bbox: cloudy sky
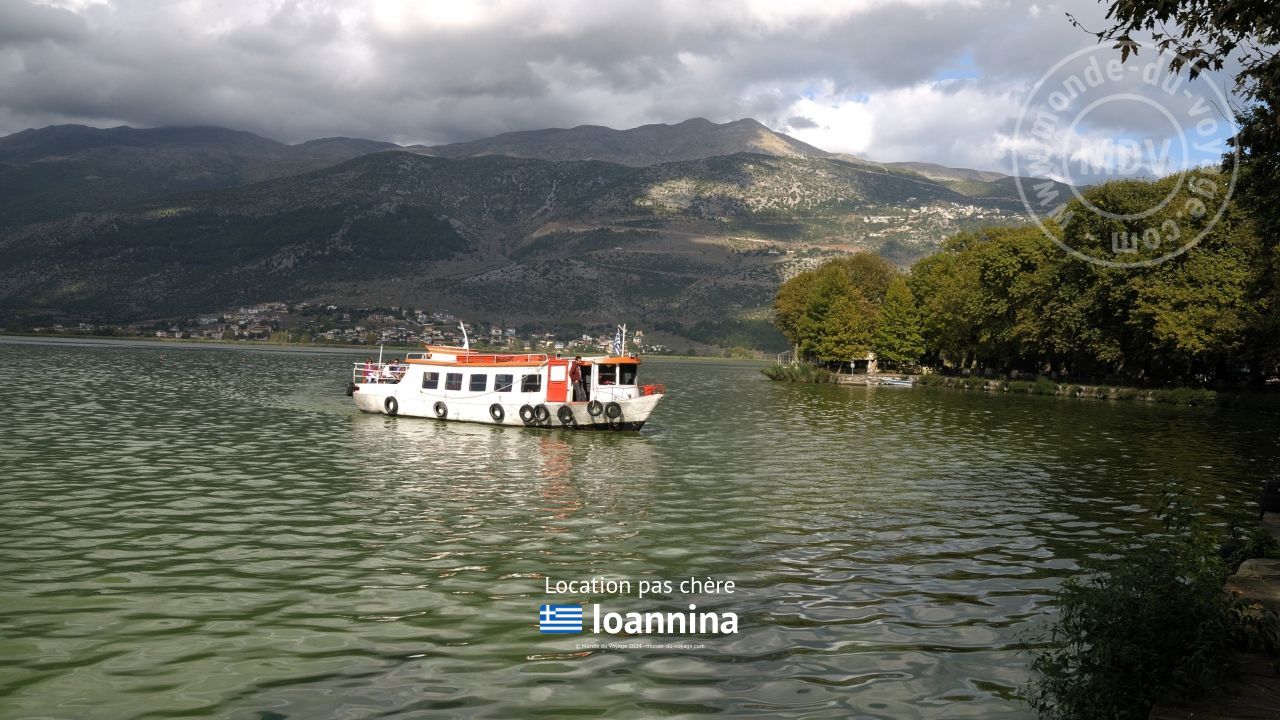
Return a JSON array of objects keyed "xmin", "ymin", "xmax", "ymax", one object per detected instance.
[{"xmin": 0, "ymin": 0, "xmax": 1244, "ymax": 175}]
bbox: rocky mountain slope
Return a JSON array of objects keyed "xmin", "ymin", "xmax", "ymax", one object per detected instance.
[
  {"xmin": 0, "ymin": 119, "xmax": 1061, "ymax": 345},
  {"xmin": 0, "ymin": 148, "xmax": 1029, "ymax": 330}
]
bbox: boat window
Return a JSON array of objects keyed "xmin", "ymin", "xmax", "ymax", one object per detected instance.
[
  {"xmin": 422, "ymin": 372, "xmax": 440, "ymax": 390},
  {"xmin": 598, "ymin": 364, "xmax": 617, "ymax": 385},
  {"xmin": 520, "ymin": 374, "xmax": 541, "ymax": 392},
  {"xmin": 469, "ymin": 374, "xmax": 487, "ymax": 392},
  {"xmin": 495, "ymin": 374, "xmax": 513, "ymax": 392},
  {"xmin": 619, "ymin": 363, "xmax": 638, "ymax": 386},
  {"xmin": 445, "ymin": 373, "xmax": 463, "ymax": 391}
]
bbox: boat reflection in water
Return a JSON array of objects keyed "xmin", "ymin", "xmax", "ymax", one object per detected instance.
[{"xmin": 347, "ymin": 411, "xmax": 657, "ymax": 524}]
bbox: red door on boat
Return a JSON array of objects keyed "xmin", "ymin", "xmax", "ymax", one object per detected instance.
[{"xmin": 547, "ymin": 359, "xmax": 569, "ymax": 402}]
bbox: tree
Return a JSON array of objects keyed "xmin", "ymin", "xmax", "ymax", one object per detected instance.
[
  {"xmin": 773, "ymin": 268, "xmax": 817, "ymax": 353},
  {"xmin": 829, "ymin": 252, "xmax": 896, "ymax": 304},
  {"xmin": 1085, "ymin": 1, "xmax": 1280, "ymax": 376},
  {"xmin": 909, "ymin": 237, "xmax": 983, "ymax": 368},
  {"xmin": 793, "ymin": 263, "xmax": 880, "ymax": 362},
  {"xmin": 809, "ymin": 289, "xmax": 879, "ymax": 363},
  {"xmin": 1083, "ymin": 0, "xmax": 1279, "ymax": 210},
  {"xmin": 773, "ymin": 252, "xmax": 895, "ymax": 363},
  {"xmin": 873, "ymin": 275, "xmax": 924, "ymax": 367},
  {"xmin": 901, "ymin": 172, "xmax": 1266, "ymax": 384}
]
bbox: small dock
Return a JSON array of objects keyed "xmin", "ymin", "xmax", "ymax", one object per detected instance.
[{"xmin": 1149, "ymin": 512, "xmax": 1280, "ymax": 719}]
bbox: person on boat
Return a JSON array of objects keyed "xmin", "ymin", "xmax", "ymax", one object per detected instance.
[
  {"xmin": 570, "ymin": 357, "xmax": 585, "ymax": 401},
  {"xmin": 381, "ymin": 359, "xmax": 400, "ymax": 383},
  {"xmin": 363, "ymin": 358, "xmax": 375, "ymax": 383}
]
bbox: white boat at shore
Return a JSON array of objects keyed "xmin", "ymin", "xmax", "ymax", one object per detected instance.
[
  {"xmin": 873, "ymin": 376, "xmax": 915, "ymax": 387},
  {"xmin": 347, "ymin": 345, "xmax": 664, "ymax": 431}
]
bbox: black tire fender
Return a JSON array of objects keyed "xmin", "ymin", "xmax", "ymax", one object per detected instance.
[
  {"xmin": 519, "ymin": 404, "xmax": 536, "ymax": 424},
  {"xmin": 533, "ymin": 404, "xmax": 550, "ymax": 423},
  {"xmin": 346, "ymin": 382, "xmax": 355, "ymax": 397},
  {"xmin": 587, "ymin": 400, "xmax": 604, "ymax": 417},
  {"xmin": 557, "ymin": 405, "xmax": 575, "ymax": 425},
  {"xmin": 489, "ymin": 404, "xmax": 505, "ymax": 422},
  {"xmin": 433, "ymin": 401, "xmax": 447, "ymax": 418},
  {"xmin": 384, "ymin": 396, "xmax": 399, "ymax": 416},
  {"xmin": 604, "ymin": 401, "xmax": 623, "ymax": 419}
]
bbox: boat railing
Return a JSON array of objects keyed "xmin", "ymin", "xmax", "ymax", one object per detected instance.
[
  {"xmin": 450, "ymin": 352, "xmax": 550, "ymax": 365},
  {"xmin": 351, "ymin": 361, "xmax": 405, "ymax": 384}
]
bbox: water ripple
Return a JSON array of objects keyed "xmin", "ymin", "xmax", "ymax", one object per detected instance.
[{"xmin": 0, "ymin": 339, "xmax": 1275, "ymax": 719}]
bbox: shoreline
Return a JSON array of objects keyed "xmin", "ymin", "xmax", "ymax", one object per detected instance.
[{"xmin": 761, "ymin": 363, "xmax": 1280, "ymax": 411}]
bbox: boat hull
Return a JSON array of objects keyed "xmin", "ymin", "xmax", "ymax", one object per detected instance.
[{"xmin": 351, "ymin": 384, "xmax": 662, "ymax": 431}]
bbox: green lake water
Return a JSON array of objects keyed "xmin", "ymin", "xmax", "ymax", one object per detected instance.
[{"xmin": 1, "ymin": 337, "xmax": 1277, "ymax": 719}]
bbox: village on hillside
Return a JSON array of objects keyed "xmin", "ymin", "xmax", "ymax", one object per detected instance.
[{"xmin": 18, "ymin": 301, "xmax": 674, "ymax": 354}]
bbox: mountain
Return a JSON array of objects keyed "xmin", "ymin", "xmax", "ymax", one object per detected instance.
[
  {"xmin": 0, "ymin": 148, "xmax": 1029, "ymax": 335},
  {"xmin": 0, "ymin": 118, "xmax": 1069, "ymax": 347},
  {"xmin": 427, "ymin": 117, "xmax": 828, "ymax": 166},
  {"xmin": 0, "ymin": 125, "xmax": 399, "ymax": 226},
  {"xmin": 884, "ymin": 161, "xmax": 1075, "ymax": 201},
  {"xmin": 885, "ymin": 161, "xmax": 1009, "ymax": 183}
]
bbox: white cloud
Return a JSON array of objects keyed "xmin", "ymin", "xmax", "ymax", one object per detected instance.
[{"xmin": 782, "ymin": 80, "xmax": 1024, "ymax": 170}]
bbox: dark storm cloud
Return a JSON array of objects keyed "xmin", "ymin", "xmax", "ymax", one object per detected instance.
[
  {"xmin": 0, "ymin": 0, "xmax": 1247, "ymax": 170},
  {"xmin": 0, "ymin": 1, "xmax": 87, "ymax": 44}
]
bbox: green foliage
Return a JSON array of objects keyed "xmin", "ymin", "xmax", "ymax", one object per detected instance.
[
  {"xmin": 773, "ymin": 252, "xmax": 898, "ymax": 363},
  {"xmin": 900, "ymin": 176, "xmax": 1271, "ymax": 384},
  {"xmin": 1222, "ymin": 525, "xmax": 1280, "ymax": 571},
  {"xmin": 1150, "ymin": 387, "xmax": 1219, "ymax": 406},
  {"xmin": 805, "ymin": 286, "xmax": 878, "ymax": 362},
  {"xmin": 760, "ymin": 363, "xmax": 832, "ymax": 383},
  {"xmin": 1025, "ymin": 495, "xmax": 1279, "ymax": 720},
  {"xmin": 1032, "ymin": 376, "xmax": 1058, "ymax": 396},
  {"xmin": 873, "ymin": 275, "xmax": 924, "ymax": 368},
  {"xmin": 1087, "ymin": 0, "xmax": 1280, "ymax": 382}
]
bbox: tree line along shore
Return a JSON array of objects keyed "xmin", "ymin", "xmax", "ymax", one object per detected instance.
[{"xmin": 767, "ymin": 173, "xmax": 1280, "ymax": 397}]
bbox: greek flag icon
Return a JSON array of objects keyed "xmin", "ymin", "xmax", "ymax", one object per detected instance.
[{"xmin": 539, "ymin": 604, "xmax": 583, "ymax": 633}]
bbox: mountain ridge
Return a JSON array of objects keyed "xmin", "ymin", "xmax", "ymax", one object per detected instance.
[
  {"xmin": 426, "ymin": 117, "xmax": 830, "ymax": 166},
  {"xmin": 0, "ymin": 119, "xmax": 1063, "ymax": 347}
]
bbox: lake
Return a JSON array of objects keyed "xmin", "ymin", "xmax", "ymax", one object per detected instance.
[{"xmin": 1, "ymin": 337, "xmax": 1275, "ymax": 719}]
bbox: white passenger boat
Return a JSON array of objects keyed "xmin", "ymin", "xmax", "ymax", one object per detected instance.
[{"xmin": 347, "ymin": 346, "xmax": 665, "ymax": 430}]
